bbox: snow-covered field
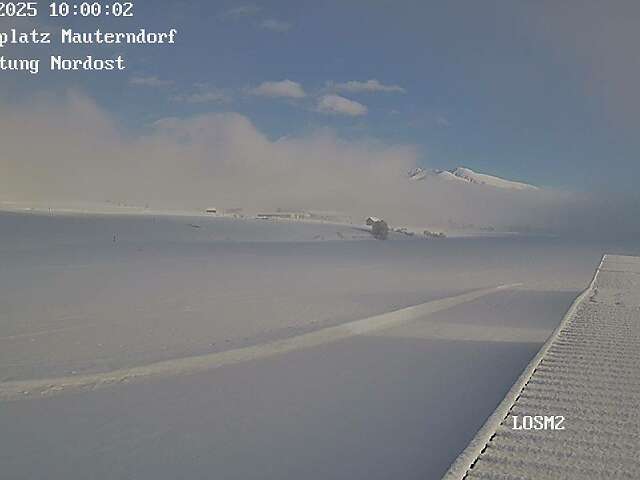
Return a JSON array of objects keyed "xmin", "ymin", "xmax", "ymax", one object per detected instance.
[{"xmin": 1, "ymin": 211, "xmax": 638, "ymax": 479}]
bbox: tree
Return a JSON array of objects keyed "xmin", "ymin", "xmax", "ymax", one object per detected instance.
[{"xmin": 371, "ymin": 220, "xmax": 389, "ymax": 240}]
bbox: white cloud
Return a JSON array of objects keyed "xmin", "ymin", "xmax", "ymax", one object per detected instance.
[
  {"xmin": 219, "ymin": 5, "xmax": 292, "ymax": 33},
  {"xmin": 0, "ymin": 92, "xmax": 416, "ymax": 219},
  {"xmin": 249, "ymin": 80, "xmax": 306, "ymax": 98},
  {"xmin": 317, "ymin": 94, "xmax": 368, "ymax": 116},
  {"xmin": 328, "ymin": 79, "xmax": 406, "ymax": 94},
  {"xmin": 220, "ymin": 5, "xmax": 261, "ymax": 17},
  {"xmin": 130, "ymin": 76, "xmax": 174, "ymax": 88},
  {"xmin": 260, "ymin": 18, "xmax": 292, "ymax": 32},
  {"xmin": 171, "ymin": 85, "xmax": 230, "ymax": 104}
]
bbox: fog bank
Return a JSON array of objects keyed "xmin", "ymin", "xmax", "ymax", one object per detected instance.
[{"xmin": 1, "ymin": 91, "xmax": 638, "ymax": 234}]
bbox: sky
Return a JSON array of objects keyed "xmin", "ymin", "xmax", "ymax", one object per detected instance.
[{"xmin": 2, "ymin": 1, "xmax": 640, "ymax": 231}]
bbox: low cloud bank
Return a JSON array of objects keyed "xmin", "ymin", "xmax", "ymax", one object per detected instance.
[{"xmin": 1, "ymin": 91, "xmax": 637, "ymax": 235}]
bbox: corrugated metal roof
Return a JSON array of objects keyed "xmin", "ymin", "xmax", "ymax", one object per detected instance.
[{"xmin": 443, "ymin": 254, "xmax": 640, "ymax": 480}]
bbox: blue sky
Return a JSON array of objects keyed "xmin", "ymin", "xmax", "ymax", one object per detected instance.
[{"xmin": 4, "ymin": 0, "xmax": 640, "ymax": 192}]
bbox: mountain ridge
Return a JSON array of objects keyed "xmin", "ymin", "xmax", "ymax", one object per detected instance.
[{"xmin": 408, "ymin": 167, "xmax": 538, "ymax": 191}]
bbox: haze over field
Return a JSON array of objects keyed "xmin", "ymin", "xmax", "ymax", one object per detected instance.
[{"xmin": 1, "ymin": 91, "xmax": 638, "ymax": 236}]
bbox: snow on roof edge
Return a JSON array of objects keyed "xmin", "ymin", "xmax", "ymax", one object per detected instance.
[{"xmin": 441, "ymin": 254, "xmax": 607, "ymax": 480}]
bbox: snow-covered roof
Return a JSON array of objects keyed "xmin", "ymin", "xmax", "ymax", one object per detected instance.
[{"xmin": 443, "ymin": 254, "xmax": 640, "ymax": 479}]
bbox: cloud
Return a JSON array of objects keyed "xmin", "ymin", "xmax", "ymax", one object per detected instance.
[
  {"xmin": 219, "ymin": 5, "xmax": 292, "ymax": 32},
  {"xmin": 171, "ymin": 85, "xmax": 230, "ymax": 104},
  {"xmin": 220, "ymin": 5, "xmax": 261, "ymax": 18},
  {"xmin": 249, "ymin": 80, "xmax": 306, "ymax": 98},
  {"xmin": 328, "ymin": 79, "xmax": 406, "ymax": 94},
  {"xmin": 0, "ymin": 91, "xmax": 413, "ymax": 218},
  {"xmin": 130, "ymin": 76, "xmax": 174, "ymax": 88},
  {"xmin": 317, "ymin": 94, "xmax": 368, "ymax": 116},
  {"xmin": 260, "ymin": 18, "xmax": 292, "ymax": 32}
]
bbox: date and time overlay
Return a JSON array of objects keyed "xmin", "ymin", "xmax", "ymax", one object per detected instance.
[{"xmin": 0, "ymin": 1, "xmax": 178, "ymax": 74}]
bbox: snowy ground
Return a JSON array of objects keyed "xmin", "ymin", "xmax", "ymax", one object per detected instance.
[{"xmin": 1, "ymin": 211, "xmax": 638, "ymax": 479}]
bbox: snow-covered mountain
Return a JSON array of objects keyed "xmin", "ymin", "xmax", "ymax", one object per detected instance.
[
  {"xmin": 407, "ymin": 168, "xmax": 428, "ymax": 181},
  {"xmin": 408, "ymin": 167, "xmax": 538, "ymax": 191}
]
